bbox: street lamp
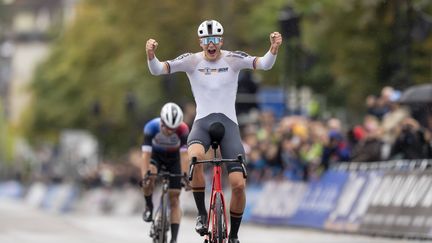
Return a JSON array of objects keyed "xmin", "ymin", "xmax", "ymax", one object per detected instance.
[
  {"xmin": 0, "ymin": 39, "xmax": 14, "ymax": 117},
  {"xmin": 278, "ymin": 6, "xmax": 300, "ymax": 115},
  {"xmin": 279, "ymin": 6, "xmax": 300, "ymax": 40}
]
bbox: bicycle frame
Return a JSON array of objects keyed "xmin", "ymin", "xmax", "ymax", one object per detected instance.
[
  {"xmin": 144, "ymin": 170, "xmax": 185, "ymax": 243},
  {"xmin": 208, "ymin": 159, "xmax": 228, "ymax": 242},
  {"xmin": 189, "ymin": 150, "xmax": 247, "ymax": 243},
  {"xmin": 148, "ymin": 174, "xmax": 169, "ymax": 243}
]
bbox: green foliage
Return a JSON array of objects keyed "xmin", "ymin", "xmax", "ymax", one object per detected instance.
[
  {"xmin": 246, "ymin": 0, "xmax": 288, "ymax": 85},
  {"xmin": 296, "ymin": 0, "xmax": 431, "ymax": 110},
  {"xmin": 0, "ymin": 101, "xmax": 6, "ymax": 161},
  {"xmin": 0, "ymin": 101, "xmax": 14, "ymax": 163},
  {"xmin": 24, "ymin": 1, "xmax": 168, "ymax": 155},
  {"xmin": 23, "ymin": 0, "xmax": 284, "ymax": 157},
  {"xmin": 23, "ymin": 0, "xmax": 432, "ymax": 157}
]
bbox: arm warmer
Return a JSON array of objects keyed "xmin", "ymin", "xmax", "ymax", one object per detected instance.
[
  {"xmin": 147, "ymin": 57, "xmax": 167, "ymax": 75},
  {"xmin": 256, "ymin": 51, "xmax": 277, "ymax": 70}
]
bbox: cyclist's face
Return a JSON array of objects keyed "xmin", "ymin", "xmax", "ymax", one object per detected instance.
[
  {"xmin": 200, "ymin": 36, "xmax": 223, "ymax": 61},
  {"xmin": 161, "ymin": 123, "xmax": 176, "ymax": 135}
]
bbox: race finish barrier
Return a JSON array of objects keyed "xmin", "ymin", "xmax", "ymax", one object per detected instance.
[
  {"xmin": 2, "ymin": 159, "xmax": 432, "ymax": 239},
  {"xmin": 358, "ymin": 170, "xmax": 432, "ymax": 238},
  {"xmin": 248, "ymin": 159, "xmax": 432, "ymax": 239}
]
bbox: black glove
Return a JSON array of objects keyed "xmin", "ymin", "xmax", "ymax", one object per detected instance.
[
  {"xmin": 139, "ymin": 171, "xmax": 152, "ymax": 188},
  {"xmin": 181, "ymin": 172, "xmax": 191, "ymax": 191},
  {"xmin": 139, "ymin": 178, "xmax": 147, "ymax": 188}
]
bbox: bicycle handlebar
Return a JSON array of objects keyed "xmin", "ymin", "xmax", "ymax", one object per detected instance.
[
  {"xmin": 188, "ymin": 154, "xmax": 248, "ymax": 181},
  {"xmin": 145, "ymin": 170, "xmax": 185, "ymax": 179},
  {"xmin": 140, "ymin": 171, "xmax": 188, "ymax": 188}
]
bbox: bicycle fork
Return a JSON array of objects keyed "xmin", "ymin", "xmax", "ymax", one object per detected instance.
[
  {"xmin": 207, "ymin": 165, "xmax": 228, "ymax": 242},
  {"xmin": 151, "ymin": 181, "xmax": 170, "ymax": 243}
]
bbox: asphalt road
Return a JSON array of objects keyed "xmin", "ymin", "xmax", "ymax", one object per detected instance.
[{"xmin": 0, "ymin": 199, "xmax": 428, "ymax": 243}]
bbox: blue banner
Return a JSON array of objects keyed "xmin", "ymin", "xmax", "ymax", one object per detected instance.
[
  {"xmin": 0, "ymin": 180, "xmax": 23, "ymax": 199},
  {"xmin": 243, "ymin": 185, "xmax": 263, "ymax": 222},
  {"xmin": 41, "ymin": 184, "xmax": 79, "ymax": 213},
  {"xmin": 287, "ymin": 170, "xmax": 349, "ymax": 229},
  {"xmin": 249, "ymin": 170, "xmax": 349, "ymax": 228},
  {"xmin": 249, "ymin": 180, "xmax": 308, "ymax": 225},
  {"xmin": 324, "ymin": 171, "xmax": 383, "ymax": 232},
  {"xmin": 257, "ymin": 87, "xmax": 285, "ymax": 119}
]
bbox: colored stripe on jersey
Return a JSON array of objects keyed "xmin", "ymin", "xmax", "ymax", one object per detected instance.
[
  {"xmin": 166, "ymin": 50, "xmax": 257, "ymax": 124},
  {"xmin": 142, "ymin": 118, "xmax": 189, "ymax": 154}
]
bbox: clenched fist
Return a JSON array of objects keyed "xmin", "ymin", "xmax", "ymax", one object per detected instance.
[
  {"xmin": 269, "ymin": 32, "xmax": 282, "ymax": 55},
  {"xmin": 146, "ymin": 38, "xmax": 158, "ymax": 60}
]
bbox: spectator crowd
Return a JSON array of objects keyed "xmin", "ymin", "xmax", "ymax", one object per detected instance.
[
  {"xmin": 239, "ymin": 86, "xmax": 432, "ymax": 184},
  {"xmin": 4, "ymin": 86, "xmax": 431, "ymax": 189}
]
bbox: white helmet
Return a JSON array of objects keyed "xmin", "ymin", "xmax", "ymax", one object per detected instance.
[
  {"xmin": 160, "ymin": 102, "xmax": 183, "ymax": 129},
  {"xmin": 197, "ymin": 20, "xmax": 224, "ymax": 37}
]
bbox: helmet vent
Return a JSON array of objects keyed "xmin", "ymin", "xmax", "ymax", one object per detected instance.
[
  {"xmin": 160, "ymin": 102, "xmax": 183, "ymax": 129},
  {"xmin": 198, "ymin": 20, "xmax": 223, "ymax": 37},
  {"xmin": 171, "ymin": 106, "xmax": 178, "ymax": 124},
  {"xmin": 207, "ymin": 23, "xmax": 213, "ymax": 35}
]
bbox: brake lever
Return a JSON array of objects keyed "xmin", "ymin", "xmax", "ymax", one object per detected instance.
[
  {"xmin": 139, "ymin": 170, "xmax": 153, "ymax": 187},
  {"xmin": 237, "ymin": 155, "xmax": 248, "ymax": 179},
  {"xmin": 188, "ymin": 157, "xmax": 197, "ymax": 181}
]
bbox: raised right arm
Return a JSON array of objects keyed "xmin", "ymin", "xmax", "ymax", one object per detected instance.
[{"xmin": 146, "ymin": 38, "xmax": 169, "ymax": 75}]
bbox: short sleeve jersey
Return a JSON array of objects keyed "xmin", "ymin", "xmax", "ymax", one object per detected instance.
[
  {"xmin": 142, "ymin": 118, "xmax": 189, "ymax": 154},
  {"xmin": 166, "ymin": 50, "xmax": 257, "ymax": 124}
]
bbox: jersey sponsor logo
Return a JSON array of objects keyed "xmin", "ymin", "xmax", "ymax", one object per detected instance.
[
  {"xmin": 198, "ymin": 67, "xmax": 229, "ymax": 75},
  {"xmin": 198, "ymin": 67, "xmax": 217, "ymax": 75}
]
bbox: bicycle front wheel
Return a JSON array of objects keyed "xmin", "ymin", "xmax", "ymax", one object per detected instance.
[
  {"xmin": 214, "ymin": 192, "xmax": 227, "ymax": 243},
  {"xmin": 153, "ymin": 193, "xmax": 169, "ymax": 243},
  {"xmin": 159, "ymin": 192, "xmax": 169, "ymax": 243}
]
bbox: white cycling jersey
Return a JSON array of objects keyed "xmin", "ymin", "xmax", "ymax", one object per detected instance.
[{"xmin": 164, "ymin": 50, "xmax": 269, "ymax": 124}]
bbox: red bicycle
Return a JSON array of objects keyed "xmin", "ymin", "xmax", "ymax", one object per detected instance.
[{"xmin": 188, "ymin": 122, "xmax": 247, "ymax": 243}]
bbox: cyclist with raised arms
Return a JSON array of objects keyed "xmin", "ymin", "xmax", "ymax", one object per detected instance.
[
  {"xmin": 141, "ymin": 102, "xmax": 190, "ymax": 243},
  {"xmin": 146, "ymin": 20, "xmax": 282, "ymax": 243}
]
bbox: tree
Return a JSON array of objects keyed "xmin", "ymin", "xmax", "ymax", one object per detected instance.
[
  {"xmin": 251, "ymin": 0, "xmax": 432, "ymax": 112},
  {"xmin": 23, "ymin": 0, "xmax": 203, "ymax": 156},
  {"xmin": 22, "ymin": 0, "xmax": 284, "ymax": 157},
  {"xmin": 21, "ymin": 0, "xmax": 432, "ymax": 158}
]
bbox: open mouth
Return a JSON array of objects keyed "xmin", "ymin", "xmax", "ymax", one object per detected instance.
[{"xmin": 207, "ymin": 49, "xmax": 216, "ymax": 55}]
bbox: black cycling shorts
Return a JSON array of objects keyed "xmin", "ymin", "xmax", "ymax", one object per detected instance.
[
  {"xmin": 150, "ymin": 152, "xmax": 182, "ymax": 189},
  {"xmin": 187, "ymin": 113, "xmax": 246, "ymax": 174}
]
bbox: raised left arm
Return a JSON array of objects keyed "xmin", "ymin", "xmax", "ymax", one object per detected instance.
[
  {"xmin": 269, "ymin": 31, "xmax": 282, "ymax": 55},
  {"xmin": 256, "ymin": 32, "xmax": 283, "ymax": 70}
]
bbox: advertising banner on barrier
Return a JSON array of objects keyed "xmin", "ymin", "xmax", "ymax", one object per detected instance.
[
  {"xmin": 359, "ymin": 170, "xmax": 432, "ymax": 238},
  {"xmin": 286, "ymin": 170, "xmax": 349, "ymax": 229},
  {"xmin": 0, "ymin": 180, "xmax": 24, "ymax": 199},
  {"xmin": 243, "ymin": 185, "xmax": 263, "ymax": 222},
  {"xmin": 324, "ymin": 171, "xmax": 383, "ymax": 232},
  {"xmin": 249, "ymin": 180, "xmax": 308, "ymax": 225},
  {"xmin": 41, "ymin": 183, "xmax": 79, "ymax": 213}
]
